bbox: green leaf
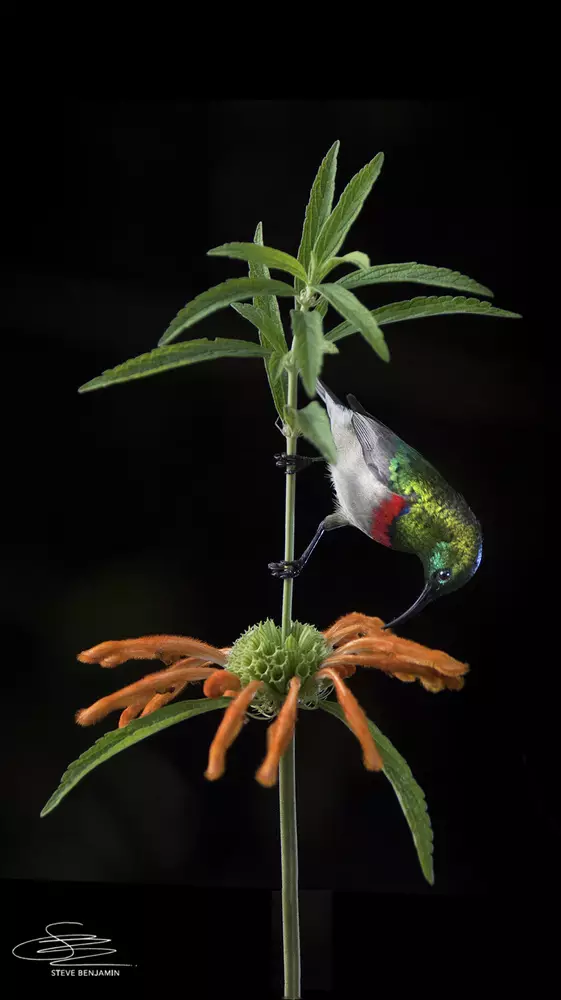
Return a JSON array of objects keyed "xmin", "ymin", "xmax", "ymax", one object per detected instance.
[
  {"xmin": 208, "ymin": 242, "xmax": 307, "ymax": 282},
  {"xmin": 319, "ymin": 250, "xmax": 371, "ymax": 280},
  {"xmin": 78, "ymin": 339, "xmax": 272, "ymax": 393},
  {"xmin": 336, "ymin": 262, "xmax": 494, "ymax": 298},
  {"xmin": 268, "ymin": 350, "xmax": 292, "ymax": 383},
  {"xmin": 40, "ymin": 697, "xmax": 230, "ymax": 817},
  {"xmin": 250, "ymin": 223, "xmax": 287, "ymax": 346},
  {"xmin": 312, "ymin": 282, "xmax": 390, "ymax": 362},
  {"xmin": 286, "ymin": 400, "xmax": 338, "ymax": 463},
  {"xmin": 290, "ymin": 309, "xmax": 334, "ymax": 398},
  {"xmin": 319, "ymin": 700, "xmax": 434, "ymax": 885},
  {"xmin": 250, "ymin": 222, "xmax": 289, "ymax": 421},
  {"xmin": 315, "ymin": 261, "xmax": 495, "ymax": 321},
  {"xmin": 296, "ymin": 140, "xmax": 340, "ymax": 294},
  {"xmin": 231, "ymin": 302, "xmax": 286, "ymax": 354},
  {"xmin": 158, "ymin": 277, "xmax": 295, "ymax": 346},
  {"xmin": 337, "ymin": 250, "xmax": 371, "ymax": 270},
  {"xmin": 313, "ymin": 152, "xmax": 384, "ymax": 268},
  {"xmin": 325, "ymin": 294, "xmax": 522, "ymax": 344},
  {"xmin": 266, "ymin": 355, "xmax": 289, "ymax": 421}
]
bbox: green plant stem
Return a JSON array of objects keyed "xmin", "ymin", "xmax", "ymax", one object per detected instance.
[
  {"xmin": 279, "ymin": 360, "xmax": 301, "ymax": 999},
  {"xmin": 279, "ymin": 738, "xmax": 300, "ymax": 999},
  {"xmin": 281, "ymin": 364, "xmax": 298, "ymax": 642}
]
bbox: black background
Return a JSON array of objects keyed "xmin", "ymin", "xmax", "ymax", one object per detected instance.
[{"xmin": 2, "ymin": 99, "xmax": 551, "ymax": 994}]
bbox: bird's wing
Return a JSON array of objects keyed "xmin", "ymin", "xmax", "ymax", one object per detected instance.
[
  {"xmin": 347, "ymin": 394, "xmax": 417, "ymax": 501},
  {"xmin": 346, "ymin": 393, "xmax": 374, "ymax": 418}
]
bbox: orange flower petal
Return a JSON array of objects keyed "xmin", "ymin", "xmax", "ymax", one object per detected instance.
[
  {"xmin": 323, "ymin": 613, "xmax": 386, "ymax": 646},
  {"xmin": 139, "ymin": 680, "xmax": 192, "ymax": 717},
  {"xmin": 316, "ymin": 657, "xmax": 357, "ymax": 680},
  {"xmin": 420, "ymin": 674, "xmax": 465, "ymax": 693},
  {"xmin": 118, "ymin": 703, "xmax": 145, "ymax": 728},
  {"xmin": 321, "ymin": 624, "xmax": 468, "ymax": 694},
  {"xmin": 203, "ymin": 670, "xmax": 242, "ymax": 699},
  {"xmin": 75, "ymin": 662, "xmax": 216, "ymax": 726},
  {"xmin": 77, "ymin": 635, "xmax": 228, "ymax": 668},
  {"xmin": 316, "ymin": 666, "xmax": 383, "ymax": 772},
  {"xmin": 255, "ymin": 677, "xmax": 301, "ymax": 788},
  {"xmin": 393, "ymin": 671, "xmax": 417, "ymax": 683},
  {"xmin": 324, "ymin": 649, "xmax": 466, "ymax": 693},
  {"xmin": 322, "ymin": 652, "xmax": 441, "ymax": 688},
  {"xmin": 331, "ymin": 633, "xmax": 467, "ymax": 677},
  {"xmin": 205, "ymin": 680, "xmax": 263, "ymax": 781}
]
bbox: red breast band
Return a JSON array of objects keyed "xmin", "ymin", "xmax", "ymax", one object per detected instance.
[{"xmin": 371, "ymin": 495, "xmax": 410, "ymax": 547}]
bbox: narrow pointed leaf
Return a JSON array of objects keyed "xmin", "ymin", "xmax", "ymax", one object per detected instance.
[
  {"xmin": 319, "ymin": 250, "xmax": 371, "ymax": 280},
  {"xmin": 296, "ymin": 140, "xmax": 340, "ymax": 294},
  {"xmin": 319, "ymin": 700, "xmax": 434, "ymax": 885},
  {"xmin": 337, "ymin": 250, "xmax": 371, "ymax": 270},
  {"xmin": 208, "ymin": 242, "xmax": 307, "ymax": 282},
  {"xmin": 231, "ymin": 302, "xmax": 285, "ymax": 353},
  {"xmin": 250, "ymin": 223, "xmax": 287, "ymax": 346},
  {"xmin": 158, "ymin": 277, "xmax": 295, "ymax": 346},
  {"xmin": 316, "ymin": 261, "xmax": 494, "ymax": 320},
  {"xmin": 286, "ymin": 401, "xmax": 338, "ymax": 463},
  {"xmin": 325, "ymin": 294, "xmax": 522, "ymax": 344},
  {"xmin": 336, "ymin": 262, "xmax": 494, "ymax": 298},
  {"xmin": 40, "ymin": 697, "xmax": 230, "ymax": 817},
  {"xmin": 268, "ymin": 351, "xmax": 292, "ymax": 383},
  {"xmin": 313, "ymin": 152, "xmax": 384, "ymax": 267},
  {"xmin": 312, "ymin": 283, "xmax": 390, "ymax": 362},
  {"xmin": 265, "ymin": 357, "xmax": 288, "ymax": 422},
  {"xmin": 78, "ymin": 339, "xmax": 272, "ymax": 393},
  {"xmin": 250, "ymin": 222, "xmax": 289, "ymax": 420},
  {"xmin": 291, "ymin": 309, "xmax": 326, "ymax": 398}
]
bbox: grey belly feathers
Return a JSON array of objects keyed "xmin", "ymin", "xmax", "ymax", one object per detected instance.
[{"xmin": 316, "ymin": 381, "xmax": 393, "ymax": 537}]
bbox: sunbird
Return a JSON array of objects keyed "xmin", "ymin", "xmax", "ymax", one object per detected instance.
[{"xmin": 270, "ymin": 380, "xmax": 482, "ymax": 629}]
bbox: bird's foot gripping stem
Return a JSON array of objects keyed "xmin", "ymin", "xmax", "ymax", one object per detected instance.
[
  {"xmin": 268, "ymin": 516, "xmax": 344, "ymax": 581},
  {"xmin": 274, "ymin": 453, "xmax": 323, "ymax": 475},
  {"xmin": 268, "ymin": 558, "xmax": 304, "ymax": 579}
]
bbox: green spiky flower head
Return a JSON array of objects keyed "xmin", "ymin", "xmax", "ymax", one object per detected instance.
[{"xmin": 227, "ymin": 620, "xmax": 333, "ymax": 718}]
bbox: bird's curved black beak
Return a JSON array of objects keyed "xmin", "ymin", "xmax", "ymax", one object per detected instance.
[{"xmin": 382, "ymin": 582, "xmax": 433, "ymax": 631}]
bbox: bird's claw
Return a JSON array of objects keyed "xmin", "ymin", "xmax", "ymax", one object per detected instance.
[
  {"xmin": 268, "ymin": 559, "xmax": 303, "ymax": 579},
  {"xmin": 274, "ymin": 453, "xmax": 322, "ymax": 474}
]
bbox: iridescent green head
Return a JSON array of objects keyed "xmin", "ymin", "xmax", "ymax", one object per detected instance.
[
  {"xmin": 384, "ymin": 504, "xmax": 482, "ymax": 630},
  {"xmin": 425, "ymin": 531, "xmax": 483, "ymax": 593}
]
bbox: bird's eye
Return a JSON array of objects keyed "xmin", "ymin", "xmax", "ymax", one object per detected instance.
[{"xmin": 435, "ymin": 568, "xmax": 451, "ymax": 583}]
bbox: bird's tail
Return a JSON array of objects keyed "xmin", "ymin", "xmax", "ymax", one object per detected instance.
[{"xmin": 316, "ymin": 379, "xmax": 344, "ymax": 409}]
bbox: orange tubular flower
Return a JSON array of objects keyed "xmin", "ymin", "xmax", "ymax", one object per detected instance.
[
  {"xmin": 75, "ymin": 613, "xmax": 468, "ymax": 786},
  {"xmin": 255, "ymin": 677, "xmax": 302, "ymax": 788}
]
